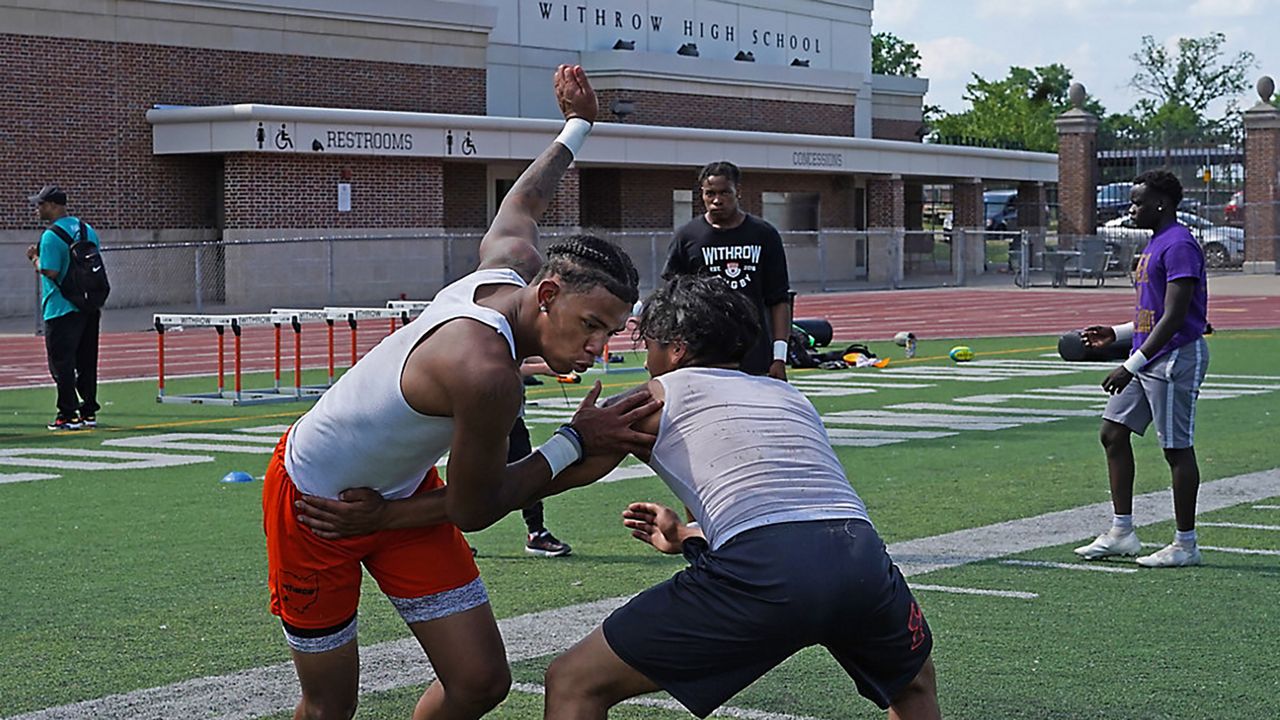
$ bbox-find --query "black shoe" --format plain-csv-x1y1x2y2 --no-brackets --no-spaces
79,414,97,428
525,530,572,557
48,415,83,431
523,375,544,386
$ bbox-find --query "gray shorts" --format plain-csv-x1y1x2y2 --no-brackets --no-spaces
1103,337,1209,449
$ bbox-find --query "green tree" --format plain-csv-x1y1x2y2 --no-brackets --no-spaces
1128,33,1255,150
871,31,921,77
1129,33,1255,116
931,64,1103,152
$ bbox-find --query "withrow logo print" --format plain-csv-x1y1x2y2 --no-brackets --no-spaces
701,245,762,290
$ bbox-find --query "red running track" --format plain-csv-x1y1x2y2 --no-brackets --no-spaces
2,289,1279,390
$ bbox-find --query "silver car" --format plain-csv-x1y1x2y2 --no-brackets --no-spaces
1097,212,1244,269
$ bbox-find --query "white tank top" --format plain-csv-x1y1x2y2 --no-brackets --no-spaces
650,367,871,550
285,268,525,499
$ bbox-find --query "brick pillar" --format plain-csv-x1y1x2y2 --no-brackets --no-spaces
1055,83,1098,248
867,175,905,287
1243,76,1280,274
868,175,905,228
1016,181,1047,228
952,179,983,229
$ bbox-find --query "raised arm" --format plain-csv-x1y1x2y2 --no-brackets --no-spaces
478,64,599,282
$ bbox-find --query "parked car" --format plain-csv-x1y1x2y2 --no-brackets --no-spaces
1224,190,1244,227
942,189,1021,234
1096,182,1134,221
1097,211,1244,268
1096,182,1200,221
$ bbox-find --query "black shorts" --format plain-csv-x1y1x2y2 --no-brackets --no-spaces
508,416,532,463
602,519,931,718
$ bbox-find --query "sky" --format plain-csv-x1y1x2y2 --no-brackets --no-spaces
872,0,1280,118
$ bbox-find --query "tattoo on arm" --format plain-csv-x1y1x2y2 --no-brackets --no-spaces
506,144,574,219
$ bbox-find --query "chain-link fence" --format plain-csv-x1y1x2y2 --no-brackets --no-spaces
2,229,880,326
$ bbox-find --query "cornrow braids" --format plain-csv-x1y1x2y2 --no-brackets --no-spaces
637,275,759,368
698,161,741,187
534,234,640,304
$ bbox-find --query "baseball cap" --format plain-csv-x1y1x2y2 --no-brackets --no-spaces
28,185,68,205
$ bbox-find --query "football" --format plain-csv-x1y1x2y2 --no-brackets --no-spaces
949,346,974,362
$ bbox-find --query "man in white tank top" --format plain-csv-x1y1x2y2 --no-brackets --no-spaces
542,276,941,720
264,66,660,720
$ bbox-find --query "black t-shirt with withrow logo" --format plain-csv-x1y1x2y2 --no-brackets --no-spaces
662,213,791,375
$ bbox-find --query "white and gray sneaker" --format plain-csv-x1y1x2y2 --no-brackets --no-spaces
1074,530,1142,559
1136,542,1202,568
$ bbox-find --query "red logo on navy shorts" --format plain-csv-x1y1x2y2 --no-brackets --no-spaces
907,601,927,651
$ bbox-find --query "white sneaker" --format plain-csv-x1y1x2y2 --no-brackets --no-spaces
1136,542,1202,568
1073,530,1141,559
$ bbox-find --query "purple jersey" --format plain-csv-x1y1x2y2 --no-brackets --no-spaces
1131,222,1207,362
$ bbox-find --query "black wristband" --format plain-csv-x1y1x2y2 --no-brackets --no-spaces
681,535,709,564
554,424,584,460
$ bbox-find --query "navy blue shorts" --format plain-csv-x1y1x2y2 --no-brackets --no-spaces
602,519,931,718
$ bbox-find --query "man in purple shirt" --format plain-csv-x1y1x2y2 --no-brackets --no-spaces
1074,170,1210,568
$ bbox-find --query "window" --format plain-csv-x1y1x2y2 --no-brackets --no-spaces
673,189,694,229
761,192,820,231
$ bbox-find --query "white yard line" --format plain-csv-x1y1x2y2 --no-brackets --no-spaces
11,467,1279,720
1251,505,1280,510
1140,542,1280,556
510,683,827,720
909,584,1038,599
1000,559,1138,574
1197,521,1280,531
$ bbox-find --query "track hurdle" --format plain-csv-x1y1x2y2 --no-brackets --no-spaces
386,299,432,318
322,306,413,383
154,313,302,406
269,308,332,398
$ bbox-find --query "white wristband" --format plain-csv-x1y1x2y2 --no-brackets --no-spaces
1111,322,1134,344
1122,350,1148,375
537,432,583,479
772,340,788,362
554,118,592,159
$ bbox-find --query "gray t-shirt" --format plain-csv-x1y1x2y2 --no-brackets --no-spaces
649,367,871,550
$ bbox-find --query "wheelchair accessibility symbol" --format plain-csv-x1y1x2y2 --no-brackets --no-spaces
445,130,477,156
274,124,293,150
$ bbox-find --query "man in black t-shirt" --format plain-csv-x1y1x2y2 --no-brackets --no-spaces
662,161,792,379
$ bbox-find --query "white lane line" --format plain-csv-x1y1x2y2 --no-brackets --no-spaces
954,393,1106,405
890,468,1280,576
0,472,60,485
1140,542,1280,556
1000,559,1137,574
1197,521,1280,531
510,683,825,720
14,468,1279,720
236,425,292,435
910,584,1038,599
826,429,956,447
103,433,280,454
598,464,657,484
886,402,1100,418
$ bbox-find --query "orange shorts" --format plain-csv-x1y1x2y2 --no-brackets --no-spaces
263,430,479,632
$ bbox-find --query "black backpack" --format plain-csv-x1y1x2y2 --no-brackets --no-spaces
786,325,821,368
48,219,110,311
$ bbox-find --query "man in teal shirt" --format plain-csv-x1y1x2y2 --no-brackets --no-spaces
25,185,102,431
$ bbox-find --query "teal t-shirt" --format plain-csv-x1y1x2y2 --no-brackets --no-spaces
37,216,101,321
